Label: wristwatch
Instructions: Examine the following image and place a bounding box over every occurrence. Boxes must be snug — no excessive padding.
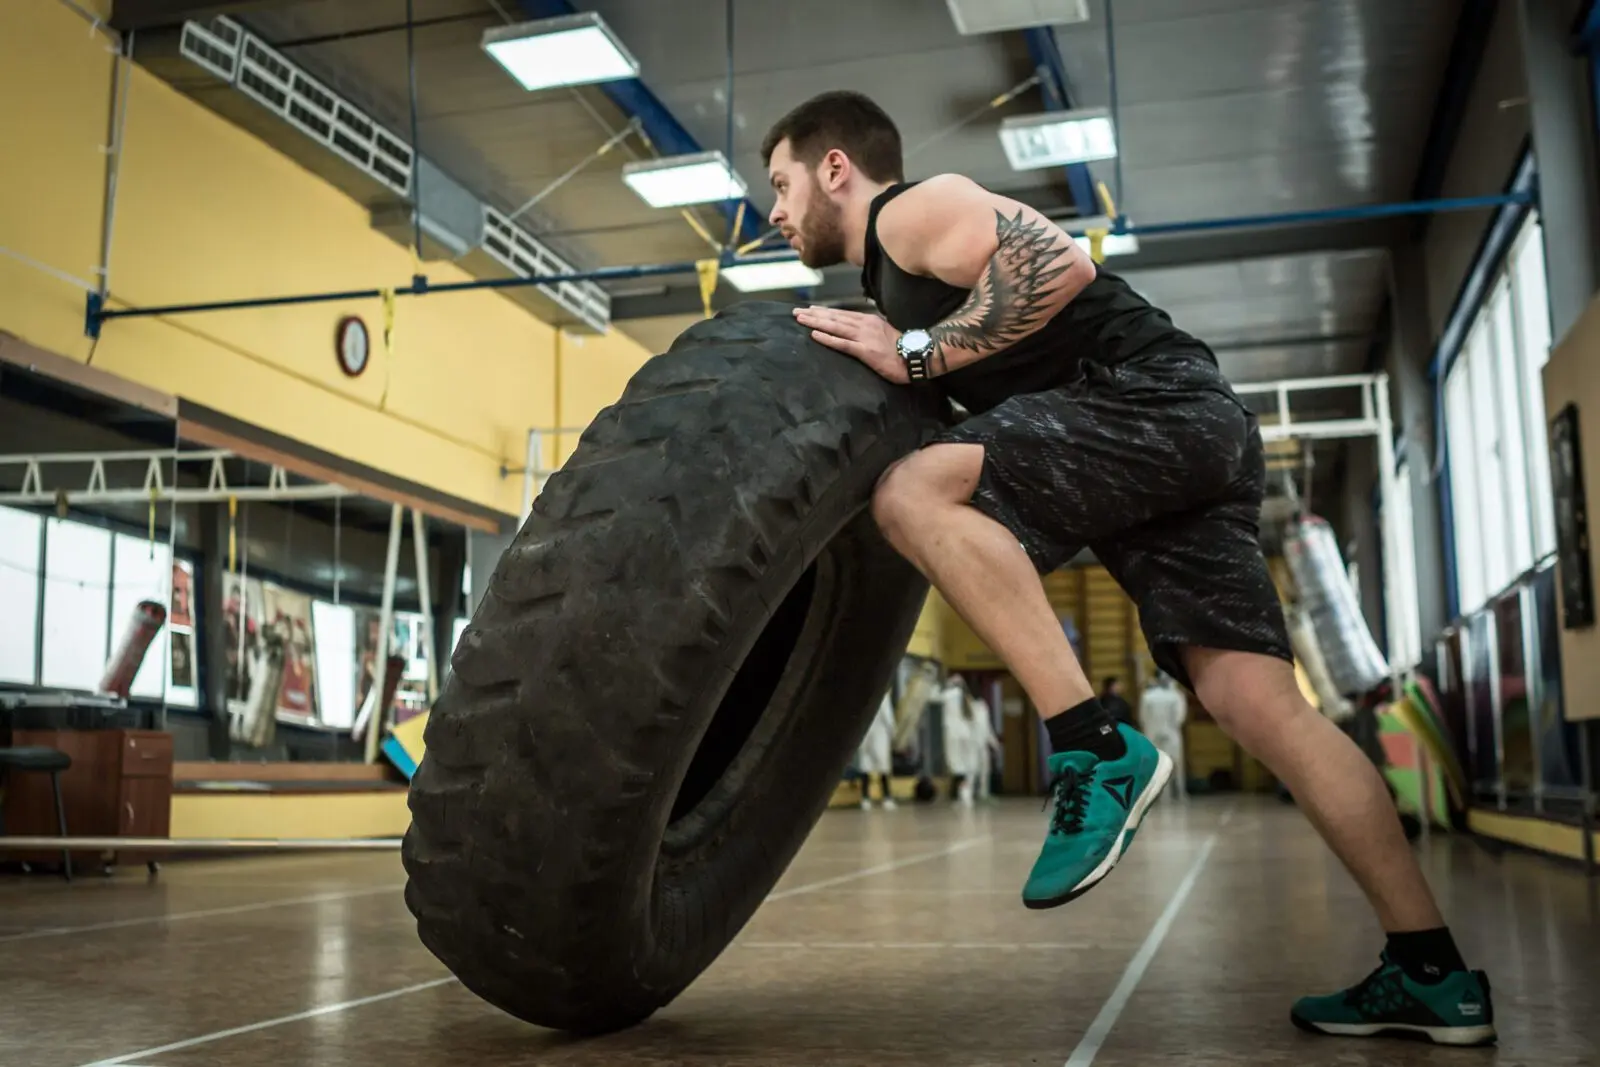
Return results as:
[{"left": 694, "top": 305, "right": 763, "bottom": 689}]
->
[{"left": 896, "top": 328, "right": 936, "bottom": 382}]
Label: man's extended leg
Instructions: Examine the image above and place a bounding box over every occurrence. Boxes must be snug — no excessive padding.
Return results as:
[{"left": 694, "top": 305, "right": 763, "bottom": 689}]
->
[
  {"left": 1186, "top": 647, "right": 1495, "bottom": 1045},
  {"left": 871, "top": 442, "right": 1170, "bottom": 906},
  {"left": 1185, "top": 648, "right": 1441, "bottom": 930}
]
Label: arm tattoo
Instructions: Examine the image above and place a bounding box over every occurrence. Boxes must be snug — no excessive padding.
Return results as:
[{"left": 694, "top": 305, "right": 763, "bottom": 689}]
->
[{"left": 927, "top": 208, "right": 1074, "bottom": 373}]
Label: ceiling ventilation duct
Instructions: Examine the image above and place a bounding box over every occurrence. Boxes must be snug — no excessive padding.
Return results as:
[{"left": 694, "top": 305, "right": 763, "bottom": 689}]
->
[
  {"left": 944, "top": 0, "right": 1091, "bottom": 35},
  {"left": 136, "top": 16, "right": 610, "bottom": 333}
]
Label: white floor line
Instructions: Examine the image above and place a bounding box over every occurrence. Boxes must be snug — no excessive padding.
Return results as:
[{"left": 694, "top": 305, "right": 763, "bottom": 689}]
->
[
  {"left": 1063, "top": 805, "right": 1234, "bottom": 1067},
  {"left": 0, "top": 884, "right": 404, "bottom": 945},
  {"left": 75, "top": 977, "right": 459, "bottom": 1067},
  {"left": 738, "top": 940, "right": 1088, "bottom": 950},
  {"left": 74, "top": 838, "right": 987, "bottom": 1066},
  {"left": 765, "top": 836, "right": 987, "bottom": 901}
]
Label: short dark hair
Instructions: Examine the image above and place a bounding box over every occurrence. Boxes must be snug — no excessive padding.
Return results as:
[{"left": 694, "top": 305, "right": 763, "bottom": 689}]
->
[
  {"left": 1102, "top": 676, "right": 1120, "bottom": 691},
  {"left": 761, "top": 90, "right": 904, "bottom": 183}
]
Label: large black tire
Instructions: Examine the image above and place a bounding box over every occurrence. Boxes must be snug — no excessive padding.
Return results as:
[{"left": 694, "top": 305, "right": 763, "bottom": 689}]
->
[{"left": 402, "top": 301, "right": 945, "bottom": 1034}]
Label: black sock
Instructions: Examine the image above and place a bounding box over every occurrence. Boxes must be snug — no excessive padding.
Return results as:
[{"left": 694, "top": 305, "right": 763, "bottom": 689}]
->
[
  {"left": 1386, "top": 928, "right": 1467, "bottom": 984},
  {"left": 1045, "top": 697, "right": 1124, "bottom": 760}
]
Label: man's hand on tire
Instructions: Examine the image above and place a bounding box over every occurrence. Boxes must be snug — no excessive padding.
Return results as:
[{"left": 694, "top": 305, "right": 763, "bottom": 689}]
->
[{"left": 793, "top": 306, "right": 908, "bottom": 384}]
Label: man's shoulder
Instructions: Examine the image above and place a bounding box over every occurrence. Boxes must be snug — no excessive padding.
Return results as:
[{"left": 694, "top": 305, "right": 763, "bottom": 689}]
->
[
  {"left": 879, "top": 174, "right": 987, "bottom": 220},
  {"left": 876, "top": 175, "right": 1001, "bottom": 274}
]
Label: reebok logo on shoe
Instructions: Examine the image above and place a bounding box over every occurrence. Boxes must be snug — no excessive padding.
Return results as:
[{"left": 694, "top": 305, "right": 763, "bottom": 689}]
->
[{"left": 1101, "top": 776, "right": 1135, "bottom": 808}]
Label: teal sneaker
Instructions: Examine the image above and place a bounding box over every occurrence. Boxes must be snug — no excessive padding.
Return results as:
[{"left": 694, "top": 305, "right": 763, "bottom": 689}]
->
[
  {"left": 1021, "top": 724, "right": 1172, "bottom": 909},
  {"left": 1291, "top": 954, "right": 1496, "bottom": 1046}
]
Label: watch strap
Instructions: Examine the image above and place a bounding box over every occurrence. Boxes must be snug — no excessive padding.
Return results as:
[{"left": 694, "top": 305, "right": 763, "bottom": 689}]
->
[{"left": 897, "top": 331, "right": 935, "bottom": 382}]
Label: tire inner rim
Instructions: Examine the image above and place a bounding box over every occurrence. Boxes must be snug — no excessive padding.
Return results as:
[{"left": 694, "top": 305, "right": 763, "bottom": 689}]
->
[{"left": 658, "top": 538, "right": 846, "bottom": 856}]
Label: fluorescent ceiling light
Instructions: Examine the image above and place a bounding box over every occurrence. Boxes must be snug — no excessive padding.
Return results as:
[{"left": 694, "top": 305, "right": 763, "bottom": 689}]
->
[
  {"left": 999, "top": 109, "right": 1117, "bottom": 170},
  {"left": 482, "top": 13, "right": 639, "bottom": 92},
  {"left": 946, "top": 0, "right": 1091, "bottom": 35},
  {"left": 622, "top": 150, "right": 747, "bottom": 208},
  {"left": 721, "top": 260, "right": 824, "bottom": 293}
]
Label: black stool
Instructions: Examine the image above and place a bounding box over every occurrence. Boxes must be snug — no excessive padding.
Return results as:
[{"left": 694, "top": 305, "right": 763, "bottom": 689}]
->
[{"left": 0, "top": 747, "right": 73, "bottom": 880}]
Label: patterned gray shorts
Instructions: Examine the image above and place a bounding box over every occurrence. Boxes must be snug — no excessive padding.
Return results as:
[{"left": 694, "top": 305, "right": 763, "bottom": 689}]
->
[{"left": 935, "top": 349, "right": 1293, "bottom": 691}]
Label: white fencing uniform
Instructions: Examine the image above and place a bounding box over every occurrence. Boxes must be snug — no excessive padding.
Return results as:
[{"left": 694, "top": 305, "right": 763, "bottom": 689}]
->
[
  {"left": 857, "top": 693, "right": 896, "bottom": 808},
  {"left": 967, "top": 697, "right": 1001, "bottom": 800},
  {"left": 1138, "top": 681, "right": 1188, "bottom": 800},
  {"left": 859, "top": 693, "right": 895, "bottom": 775},
  {"left": 940, "top": 680, "right": 976, "bottom": 804}
]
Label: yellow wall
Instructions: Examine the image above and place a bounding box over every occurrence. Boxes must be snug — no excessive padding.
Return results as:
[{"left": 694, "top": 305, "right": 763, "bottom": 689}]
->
[
  {"left": 0, "top": 0, "right": 657, "bottom": 516},
  {"left": 171, "top": 790, "right": 412, "bottom": 840},
  {"left": 1468, "top": 808, "right": 1600, "bottom": 862},
  {"left": 905, "top": 589, "right": 946, "bottom": 660},
  {"left": 936, "top": 565, "right": 1149, "bottom": 688}
]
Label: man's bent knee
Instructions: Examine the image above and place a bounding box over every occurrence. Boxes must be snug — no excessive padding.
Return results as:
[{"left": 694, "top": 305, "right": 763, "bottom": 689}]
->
[
  {"left": 1184, "top": 647, "right": 1310, "bottom": 750},
  {"left": 871, "top": 444, "right": 984, "bottom": 545}
]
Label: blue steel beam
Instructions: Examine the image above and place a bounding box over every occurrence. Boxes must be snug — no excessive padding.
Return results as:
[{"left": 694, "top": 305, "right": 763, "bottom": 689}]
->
[
  {"left": 513, "top": 0, "right": 764, "bottom": 248},
  {"left": 1020, "top": 27, "right": 1100, "bottom": 218},
  {"left": 1409, "top": 0, "right": 1500, "bottom": 218}
]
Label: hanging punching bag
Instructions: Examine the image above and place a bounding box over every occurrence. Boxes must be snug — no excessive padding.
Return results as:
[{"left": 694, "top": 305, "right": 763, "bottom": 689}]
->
[
  {"left": 100, "top": 600, "right": 168, "bottom": 698},
  {"left": 1284, "top": 514, "right": 1389, "bottom": 698}
]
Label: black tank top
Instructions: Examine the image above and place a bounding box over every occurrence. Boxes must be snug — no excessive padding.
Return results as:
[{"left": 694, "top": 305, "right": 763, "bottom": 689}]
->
[{"left": 860, "top": 182, "right": 1215, "bottom": 413}]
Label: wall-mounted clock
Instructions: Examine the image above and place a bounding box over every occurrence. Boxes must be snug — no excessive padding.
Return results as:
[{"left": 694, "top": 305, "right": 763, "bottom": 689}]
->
[{"left": 335, "top": 316, "right": 370, "bottom": 378}]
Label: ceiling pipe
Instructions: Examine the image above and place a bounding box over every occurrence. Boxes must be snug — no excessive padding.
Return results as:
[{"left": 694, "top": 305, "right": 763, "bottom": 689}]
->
[{"left": 84, "top": 193, "right": 1530, "bottom": 336}]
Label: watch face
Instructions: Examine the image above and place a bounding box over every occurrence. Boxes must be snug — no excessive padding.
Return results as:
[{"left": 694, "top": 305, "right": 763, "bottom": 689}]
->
[{"left": 901, "top": 328, "right": 932, "bottom": 353}]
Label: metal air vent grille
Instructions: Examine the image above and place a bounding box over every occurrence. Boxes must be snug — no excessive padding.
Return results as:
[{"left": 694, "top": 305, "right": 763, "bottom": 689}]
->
[
  {"left": 176, "top": 16, "right": 610, "bottom": 331},
  {"left": 484, "top": 207, "right": 611, "bottom": 329}
]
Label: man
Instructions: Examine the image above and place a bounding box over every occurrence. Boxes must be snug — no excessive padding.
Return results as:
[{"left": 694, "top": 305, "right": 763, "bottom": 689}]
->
[
  {"left": 1098, "top": 676, "right": 1134, "bottom": 729},
  {"left": 760, "top": 90, "right": 1494, "bottom": 1046}
]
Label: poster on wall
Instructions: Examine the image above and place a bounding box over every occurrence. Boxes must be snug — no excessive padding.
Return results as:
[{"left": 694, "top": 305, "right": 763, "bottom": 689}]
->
[
  {"left": 222, "top": 571, "right": 265, "bottom": 705},
  {"left": 170, "top": 561, "right": 193, "bottom": 628},
  {"left": 354, "top": 608, "right": 432, "bottom": 727},
  {"left": 262, "top": 583, "right": 319, "bottom": 725},
  {"left": 1549, "top": 402, "right": 1594, "bottom": 629},
  {"left": 170, "top": 632, "right": 194, "bottom": 689},
  {"left": 166, "top": 559, "right": 199, "bottom": 706}
]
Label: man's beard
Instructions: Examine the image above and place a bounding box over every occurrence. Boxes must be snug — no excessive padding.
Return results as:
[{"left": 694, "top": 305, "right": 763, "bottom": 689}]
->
[{"left": 796, "top": 188, "right": 846, "bottom": 268}]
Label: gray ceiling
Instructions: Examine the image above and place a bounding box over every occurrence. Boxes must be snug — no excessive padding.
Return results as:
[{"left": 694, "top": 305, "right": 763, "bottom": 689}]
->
[{"left": 132, "top": 0, "right": 1462, "bottom": 419}]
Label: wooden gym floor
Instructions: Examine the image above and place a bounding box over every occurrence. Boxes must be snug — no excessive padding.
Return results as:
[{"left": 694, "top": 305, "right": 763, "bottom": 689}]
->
[{"left": 2, "top": 797, "right": 1596, "bottom": 1066}]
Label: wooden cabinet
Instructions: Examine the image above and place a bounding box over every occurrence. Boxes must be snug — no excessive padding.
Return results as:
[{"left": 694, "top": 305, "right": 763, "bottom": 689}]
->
[{"left": 2, "top": 728, "right": 172, "bottom": 870}]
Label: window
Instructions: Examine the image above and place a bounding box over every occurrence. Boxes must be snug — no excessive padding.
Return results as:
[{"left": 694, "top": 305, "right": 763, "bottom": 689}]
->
[
  {"left": 312, "top": 600, "right": 358, "bottom": 729},
  {"left": 1488, "top": 280, "right": 1532, "bottom": 574},
  {"left": 40, "top": 519, "right": 112, "bottom": 690},
  {"left": 1444, "top": 213, "right": 1557, "bottom": 614},
  {"left": 1511, "top": 219, "right": 1556, "bottom": 558},
  {"left": 1466, "top": 322, "right": 1509, "bottom": 593},
  {"left": 1446, "top": 363, "right": 1483, "bottom": 612},
  {"left": 0, "top": 507, "right": 41, "bottom": 683},
  {"left": 1388, "top": 459, "right": 1423, "bottom": 670}
]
